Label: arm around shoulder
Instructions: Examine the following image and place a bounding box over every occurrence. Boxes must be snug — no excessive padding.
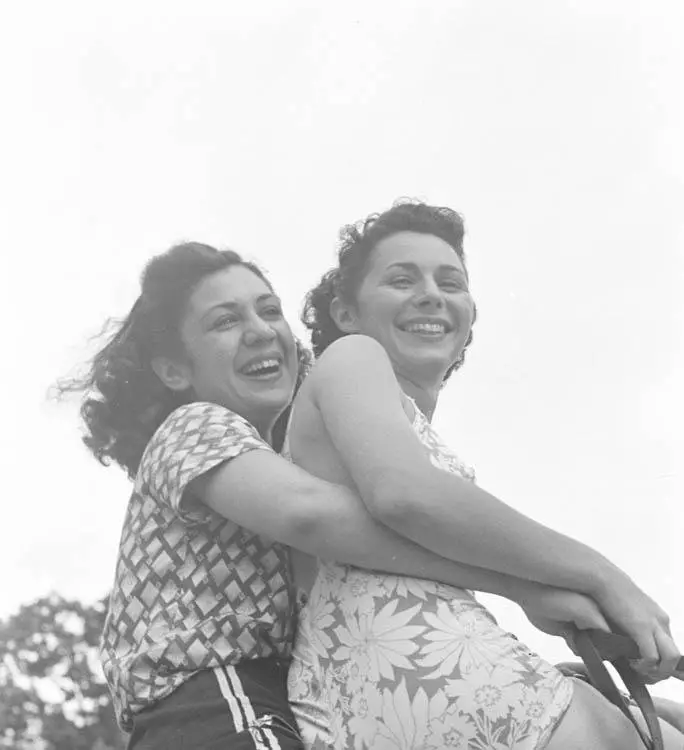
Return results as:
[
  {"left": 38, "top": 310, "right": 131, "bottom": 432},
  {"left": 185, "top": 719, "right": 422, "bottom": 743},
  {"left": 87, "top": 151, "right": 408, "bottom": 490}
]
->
[{"left": 193, "top": 449, "right": 348, "bottom": 550}]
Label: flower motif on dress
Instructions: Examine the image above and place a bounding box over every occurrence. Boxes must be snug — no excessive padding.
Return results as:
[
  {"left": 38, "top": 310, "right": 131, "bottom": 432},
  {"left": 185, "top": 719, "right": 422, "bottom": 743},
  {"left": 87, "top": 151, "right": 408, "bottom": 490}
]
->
[
  {"left": 347, "top": 683, "right": 383, "bottom": 750},
  {"left": 373, "top": 678, "right": 430, "bottom": 750},
  {"left": 327, "top": 704, "right": 350, "bottom": 750},
  {"left": 338, "top": 569, "right": 389, "bottom": 617},
  {"left": 298, "top": 596, "right": 337, "bottom": 658},
  {"left": 287, "top": 653, "right": 315, "bottom": 702},
  {"left": 313, "top": 561, "right": 346, "bottom": 603},
  {"left": 381, "top": 573, "right": 433, "bottom": 602},
  {"left": 322, "top": 664, "right": 348, "bottom": 716},
  {"left": 444, "top": 665, "right": 514, "bottom": 723},
  {"left": 332, "top": 601, "right": 426, "bottom": 683},
  {"left": 419, "top": 603, "right": 524, "bottom": 678},
  {"left": 411, "top": 412, "right": 476, "bottom": 483},
  {"left": 338, "top": 656, "right": 367, "bottom": 695},
  {"left": 424, "top": 710, "right": 478, "bottom": 749},
  {"left": 509, "top": 676, "right": 571, "bottom": 727}
]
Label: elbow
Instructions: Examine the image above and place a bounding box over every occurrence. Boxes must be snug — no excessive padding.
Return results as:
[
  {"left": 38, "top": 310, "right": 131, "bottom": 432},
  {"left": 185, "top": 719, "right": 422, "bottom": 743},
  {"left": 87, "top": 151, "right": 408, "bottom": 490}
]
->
[
  {"left": 281, "top": 500, "right": 324, "bottom": 547},
  {"left": 365, "top": 474, "right": 418, "bottom": 528},
  {"left": 277, "top": 485, "right": 338, "bottom": 552}
]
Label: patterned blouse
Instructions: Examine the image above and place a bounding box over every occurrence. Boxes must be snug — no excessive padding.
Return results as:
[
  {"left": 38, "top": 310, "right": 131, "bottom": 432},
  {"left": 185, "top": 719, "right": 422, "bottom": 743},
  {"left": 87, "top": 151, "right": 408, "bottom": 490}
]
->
[{"left": 100, "top": 402, "right": 295, "bottom": 732}]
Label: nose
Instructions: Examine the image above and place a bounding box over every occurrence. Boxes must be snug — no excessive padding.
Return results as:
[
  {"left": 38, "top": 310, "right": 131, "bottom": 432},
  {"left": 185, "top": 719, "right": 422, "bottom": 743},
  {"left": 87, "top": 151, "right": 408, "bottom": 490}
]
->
[
  {"left": 413, "top": 278, "right": 444, "bottom": 309},
  {"left": 243, "top": 315, "right": 277, "bottom": 346}
]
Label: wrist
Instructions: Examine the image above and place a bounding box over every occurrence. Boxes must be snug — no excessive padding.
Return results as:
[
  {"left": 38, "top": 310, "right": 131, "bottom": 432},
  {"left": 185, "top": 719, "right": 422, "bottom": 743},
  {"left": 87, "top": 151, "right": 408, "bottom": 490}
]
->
[
  {"left": 505, "top": 577, "right": 545, "bottom": 606},
  {"left": 576, "top": 553, "right": 617, "bottom": 599}
]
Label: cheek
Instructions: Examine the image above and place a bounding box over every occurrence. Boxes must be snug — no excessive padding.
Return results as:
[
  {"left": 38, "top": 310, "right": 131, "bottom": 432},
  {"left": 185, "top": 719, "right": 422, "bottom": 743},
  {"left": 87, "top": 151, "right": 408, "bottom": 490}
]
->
[
  {"left": 465, "top": 296, "right": 476, "bottom": 323},
  {"left": 454, "top": 294, "right": 475, "bottom": 320},
  {"left": 358, "top": 294, "right": 400, "bottom": 329},
  {"left": 276, "top": 322, "right": 297, "bottom": 355},
  {"left": 195, "top": 341, "right": 238, "bottom": 381}
]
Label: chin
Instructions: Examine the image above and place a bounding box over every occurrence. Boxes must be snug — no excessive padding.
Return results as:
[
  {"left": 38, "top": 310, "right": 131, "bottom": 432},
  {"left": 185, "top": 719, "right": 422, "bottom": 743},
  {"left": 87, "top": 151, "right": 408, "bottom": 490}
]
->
[
  {"left": 401, "top": 351, "right": 455, "bottom": 380},
  {"left": 256, "top": 389, "right": 293, "bottom": 415}
]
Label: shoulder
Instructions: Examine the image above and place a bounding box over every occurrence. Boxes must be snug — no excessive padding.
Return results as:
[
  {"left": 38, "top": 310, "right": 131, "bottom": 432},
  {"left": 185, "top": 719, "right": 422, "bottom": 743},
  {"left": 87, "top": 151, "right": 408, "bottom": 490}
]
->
[
  {"left": 311, "top": 335, "right": 393, "bottom": 381},
  {"left": 138, "top": 401, "right": 272, "bottom": 513},
  {"left": 307, "top": 335, "right": 403, "bottom": 411},
  {"left": 157, "top": 401, "right": 262, "bottom": 442},
  {"left": 141, "top": 401, "right": 268, "bottom": 477}
]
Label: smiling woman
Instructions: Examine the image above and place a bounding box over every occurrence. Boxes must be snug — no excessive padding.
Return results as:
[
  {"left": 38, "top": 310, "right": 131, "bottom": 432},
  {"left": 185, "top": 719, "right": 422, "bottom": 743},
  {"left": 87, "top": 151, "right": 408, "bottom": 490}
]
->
[
  {"left": 58, "top": 243, "right": 315, "bottom": 747},
  {"left": 150, "top": 264, "right": 300, "bottom": 438},
  {"left": 286, "top": 201, "right": 683, "bottom": 750}
]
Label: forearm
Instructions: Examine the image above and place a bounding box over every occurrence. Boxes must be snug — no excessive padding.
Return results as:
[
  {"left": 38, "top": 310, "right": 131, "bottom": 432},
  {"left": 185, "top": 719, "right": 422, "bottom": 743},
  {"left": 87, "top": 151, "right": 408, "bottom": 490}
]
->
[
  {"left": 295, "top": 485, "right": 535, "bottom": 600},
  {"left": 379, "top": 472, "right": 614, "bottom": 597}
]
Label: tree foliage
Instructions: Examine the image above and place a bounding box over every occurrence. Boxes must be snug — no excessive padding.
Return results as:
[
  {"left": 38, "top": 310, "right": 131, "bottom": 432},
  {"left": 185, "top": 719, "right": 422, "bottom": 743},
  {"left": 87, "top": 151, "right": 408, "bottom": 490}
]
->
[{"left": 0, "top": 593, "right": 124, "bottom": 750}]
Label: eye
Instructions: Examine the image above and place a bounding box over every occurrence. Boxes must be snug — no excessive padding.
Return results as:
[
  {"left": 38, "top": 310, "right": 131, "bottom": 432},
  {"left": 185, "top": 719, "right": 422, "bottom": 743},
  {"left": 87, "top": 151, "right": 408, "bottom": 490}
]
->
[
  {"left": 389, "top": 276, "right": 414, "bottom": 289},
  {"left": 440, "top": 278, "right": 468, "bottom": 292},
  {"left": 261, "top": 304, "right": 283, "bottom": 319},
  {"left": 213, "top": 314, "right": 239, "bottom": 330}
]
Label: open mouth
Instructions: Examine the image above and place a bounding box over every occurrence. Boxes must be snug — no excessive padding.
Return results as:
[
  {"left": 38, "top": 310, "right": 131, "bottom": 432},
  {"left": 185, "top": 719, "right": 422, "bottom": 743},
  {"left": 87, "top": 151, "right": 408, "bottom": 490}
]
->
[
  {"left": 398, "top": 320, "right": 452, "bottom": 337},
  {"left": 239, "top": 357, "right": 283, "bottom": 378}
]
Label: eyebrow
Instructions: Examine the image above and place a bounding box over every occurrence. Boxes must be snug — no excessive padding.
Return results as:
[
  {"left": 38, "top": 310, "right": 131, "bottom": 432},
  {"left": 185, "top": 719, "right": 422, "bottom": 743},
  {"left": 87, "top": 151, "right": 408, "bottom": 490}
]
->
[
  {"left": 385, "top": 262, "right": 467, "bottom": 276},
  {"left": 201, "top": 293, "right": 280, "bottom": 322}
]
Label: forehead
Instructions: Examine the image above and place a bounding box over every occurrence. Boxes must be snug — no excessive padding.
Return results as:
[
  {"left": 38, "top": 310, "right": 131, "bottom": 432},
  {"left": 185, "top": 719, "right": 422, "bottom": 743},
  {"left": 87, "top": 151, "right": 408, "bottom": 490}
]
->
[
  {"left": 186, "top": 265, "right": 273, "bottom": 315},
  {"left": 368, "top": 231, "right": 465, "bottom": 275}
]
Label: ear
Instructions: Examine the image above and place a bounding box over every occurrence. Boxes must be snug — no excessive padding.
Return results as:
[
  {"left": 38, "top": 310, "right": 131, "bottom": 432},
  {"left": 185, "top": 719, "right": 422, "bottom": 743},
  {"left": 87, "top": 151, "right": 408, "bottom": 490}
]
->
[
  {"left": 151, "top": 356, "right": 193, "bottom": 392},
  {"left": 329, "top": 296, "right": 360, "bottom": 334}
]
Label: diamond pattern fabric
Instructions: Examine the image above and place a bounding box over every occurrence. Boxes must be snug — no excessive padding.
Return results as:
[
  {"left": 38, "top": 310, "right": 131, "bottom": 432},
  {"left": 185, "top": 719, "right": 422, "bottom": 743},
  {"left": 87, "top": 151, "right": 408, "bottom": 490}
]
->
[{"left": 100, "top": 402, "right": 295, "bottom": 732}]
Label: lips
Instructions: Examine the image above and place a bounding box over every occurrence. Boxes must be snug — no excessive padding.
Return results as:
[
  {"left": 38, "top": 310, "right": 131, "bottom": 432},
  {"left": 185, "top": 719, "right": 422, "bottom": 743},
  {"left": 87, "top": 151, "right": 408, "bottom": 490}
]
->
[
  {"left": 239, "top": 353, "right": 283, "bottom": 376},
  {"left": 398, "top": 318, "right": 453, "bottom": 334}
]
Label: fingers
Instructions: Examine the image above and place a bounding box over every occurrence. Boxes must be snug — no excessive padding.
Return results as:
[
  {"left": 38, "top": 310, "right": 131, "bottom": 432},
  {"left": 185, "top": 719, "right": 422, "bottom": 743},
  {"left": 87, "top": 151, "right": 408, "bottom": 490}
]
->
[
  {"left": 570, "top": 594, "right": 611, "bottom": 632},
  {"left": 630, "top": 628, "right": 681, "bottom": 683},
  {"left": 654, "top": 627, "right": 681, "bottom": 679},
  {"left": 631, "top": 629, "right": 659, "bottom": 666},
  {"left": 574, "top": 604, "right": 611, "bottom": 633}
]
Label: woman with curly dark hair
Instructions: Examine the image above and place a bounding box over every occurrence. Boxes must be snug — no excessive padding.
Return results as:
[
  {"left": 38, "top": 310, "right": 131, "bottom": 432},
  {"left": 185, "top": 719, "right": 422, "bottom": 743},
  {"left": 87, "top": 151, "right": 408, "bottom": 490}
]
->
[
  {"left": 286, "top": 201, "right": 682, "bottom": 749},
  {"left": 62, "top": 241, "right": 617, "bottom": 749}
]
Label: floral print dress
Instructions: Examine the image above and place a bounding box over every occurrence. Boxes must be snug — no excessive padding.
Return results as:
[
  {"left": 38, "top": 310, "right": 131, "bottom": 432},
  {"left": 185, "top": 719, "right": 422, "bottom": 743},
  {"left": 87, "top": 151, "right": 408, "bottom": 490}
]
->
[{"left": 287, "top": 403, "right": 574, "bottom": 750}]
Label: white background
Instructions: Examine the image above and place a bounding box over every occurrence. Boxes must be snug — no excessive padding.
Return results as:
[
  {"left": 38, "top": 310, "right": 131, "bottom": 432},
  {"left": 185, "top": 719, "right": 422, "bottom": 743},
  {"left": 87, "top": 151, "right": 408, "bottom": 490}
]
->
[{"left": 1, "top": 0, "right": 682, "bottom": 699}]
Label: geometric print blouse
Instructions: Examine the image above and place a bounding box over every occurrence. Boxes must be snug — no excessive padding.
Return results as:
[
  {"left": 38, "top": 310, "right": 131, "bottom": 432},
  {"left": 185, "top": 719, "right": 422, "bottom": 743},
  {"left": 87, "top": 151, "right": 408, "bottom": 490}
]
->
[{"left": 100, "top": 402, "right": 296, "bottom": 732}]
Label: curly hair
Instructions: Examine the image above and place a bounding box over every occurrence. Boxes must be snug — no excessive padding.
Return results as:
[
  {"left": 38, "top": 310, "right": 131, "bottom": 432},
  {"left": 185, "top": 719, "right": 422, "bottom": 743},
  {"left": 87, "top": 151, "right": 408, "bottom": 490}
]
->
[
  {"left": 57, "top": 242, "right": 311, "bottom": 478},
  {"left": 302, "top": 199, "right": 476, "bottom": 382}
]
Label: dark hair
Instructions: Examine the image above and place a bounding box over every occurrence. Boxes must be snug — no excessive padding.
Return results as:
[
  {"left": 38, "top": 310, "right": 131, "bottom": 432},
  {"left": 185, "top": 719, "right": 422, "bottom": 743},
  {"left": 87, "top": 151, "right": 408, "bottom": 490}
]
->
[
  {"left": 302, "top": 199, "right": 476, "bottom": 382},
  {"left": 57, "top": 242, "right": 310, "bottom": 478}
]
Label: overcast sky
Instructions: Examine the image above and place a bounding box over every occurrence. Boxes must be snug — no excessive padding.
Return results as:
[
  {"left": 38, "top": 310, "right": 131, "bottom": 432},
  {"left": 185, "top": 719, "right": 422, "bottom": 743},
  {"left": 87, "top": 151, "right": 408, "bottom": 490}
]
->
[{"left": 1, "top": 0, "right": 682, "bottom": 699}]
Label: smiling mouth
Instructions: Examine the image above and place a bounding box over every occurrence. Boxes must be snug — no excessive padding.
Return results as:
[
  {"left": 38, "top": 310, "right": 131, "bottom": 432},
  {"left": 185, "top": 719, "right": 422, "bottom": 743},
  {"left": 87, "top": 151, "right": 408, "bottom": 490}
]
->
[
  {"left": 240, "top": 358, "right": 283, "bottom": 378},
  {"left": 398, "top": 321, "right": 452, "bottom": 337}
]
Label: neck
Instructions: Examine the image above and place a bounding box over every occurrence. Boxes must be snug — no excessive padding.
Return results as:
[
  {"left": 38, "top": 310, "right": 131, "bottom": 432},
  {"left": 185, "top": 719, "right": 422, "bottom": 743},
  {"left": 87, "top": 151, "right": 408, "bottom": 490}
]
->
[
  {"left": 395, "top": 374, "right": 440, "bottom": 422},
  {"left": 246, "top": 413, "right": 278, "bottom": 445}
]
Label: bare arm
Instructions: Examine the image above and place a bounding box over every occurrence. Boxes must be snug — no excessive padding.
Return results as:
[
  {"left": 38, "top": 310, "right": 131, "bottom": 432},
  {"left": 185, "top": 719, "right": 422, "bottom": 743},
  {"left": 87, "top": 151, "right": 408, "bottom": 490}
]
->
[
  {"left": 192, "top": 446, "right": 613, "bottom": 635},
  {"left": 307, "top": 335, "right": 680, "bottom": 673},
  {"left": 309, "top": 335, "right": 614, "bottom": 594},
  {"left": 193, "top": 447, "right": 533, "bottom": 598}
]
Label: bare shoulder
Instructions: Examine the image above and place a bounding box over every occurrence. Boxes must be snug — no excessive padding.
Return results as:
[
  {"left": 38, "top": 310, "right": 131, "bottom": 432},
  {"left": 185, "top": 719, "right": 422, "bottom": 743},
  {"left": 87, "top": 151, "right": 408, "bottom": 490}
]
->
[
  {"left": 314, "top": 334, "right": 390, "bottom": 371},
  {"left": 308, "top": 335, "right": 396, "bottom": 396}
]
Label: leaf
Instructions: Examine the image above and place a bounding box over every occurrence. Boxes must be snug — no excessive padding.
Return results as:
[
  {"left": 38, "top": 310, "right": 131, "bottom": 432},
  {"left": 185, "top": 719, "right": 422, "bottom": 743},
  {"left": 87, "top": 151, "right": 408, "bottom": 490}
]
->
[{"left": 0, "top": 592, "right": 125, "bottom": 749}]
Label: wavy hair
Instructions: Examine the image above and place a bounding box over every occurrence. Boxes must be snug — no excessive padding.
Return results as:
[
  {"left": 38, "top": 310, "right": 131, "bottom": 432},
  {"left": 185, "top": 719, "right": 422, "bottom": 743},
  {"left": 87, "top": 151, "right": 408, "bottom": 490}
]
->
[
  {"left": 302, "top": 199, "right": 476, "bottom": 382},
  {"left": 57, "top": 242, "right": 310, "bottom": 478}
]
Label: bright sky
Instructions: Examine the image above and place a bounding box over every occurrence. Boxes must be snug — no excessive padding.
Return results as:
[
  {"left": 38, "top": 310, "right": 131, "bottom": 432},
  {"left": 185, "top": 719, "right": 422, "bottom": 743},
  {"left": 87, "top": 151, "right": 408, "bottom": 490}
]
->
[{"left": 1, "top": 0, "right": 682, "bottom": 699}]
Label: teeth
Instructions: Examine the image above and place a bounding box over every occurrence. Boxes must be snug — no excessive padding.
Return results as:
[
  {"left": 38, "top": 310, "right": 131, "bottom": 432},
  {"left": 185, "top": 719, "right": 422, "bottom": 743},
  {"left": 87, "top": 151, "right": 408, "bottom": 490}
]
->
[
  {"left": 243, "top": 358, "right": 280, "bottom": 374},
  {"left": 404, "top": 323, "right": 446, "bottom": 334}
]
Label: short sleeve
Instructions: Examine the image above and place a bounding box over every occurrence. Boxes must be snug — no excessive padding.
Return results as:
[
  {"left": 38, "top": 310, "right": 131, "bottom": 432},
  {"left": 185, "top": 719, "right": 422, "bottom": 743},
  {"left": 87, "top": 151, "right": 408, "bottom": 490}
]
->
[{"left": 138, "top": 402, "right": 273, "bottom": 522}]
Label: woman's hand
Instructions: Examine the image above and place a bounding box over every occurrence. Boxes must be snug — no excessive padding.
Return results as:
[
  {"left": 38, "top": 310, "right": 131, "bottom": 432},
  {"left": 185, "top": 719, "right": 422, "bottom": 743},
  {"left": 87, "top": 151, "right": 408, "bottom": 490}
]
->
[
  {"left": 592, "top": 568, "right": 680, "bottom": 682},
  {"left": 514, "top": 582, "right": 611, "bottom": 639}
]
